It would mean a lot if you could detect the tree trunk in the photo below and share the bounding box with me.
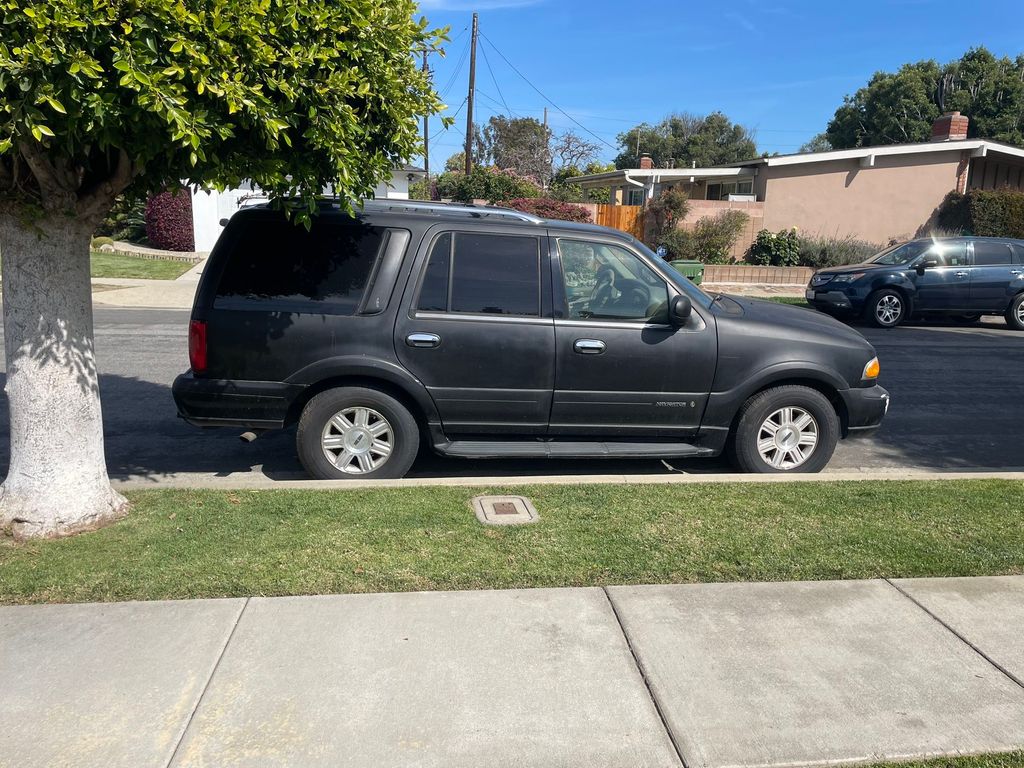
[0,214,127,539]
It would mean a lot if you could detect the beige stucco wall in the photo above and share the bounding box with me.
[760,151,964,244]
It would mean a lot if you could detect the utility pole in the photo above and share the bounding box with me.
[464,12,478,176]
[543,107,548,130]
[422,50,430,179]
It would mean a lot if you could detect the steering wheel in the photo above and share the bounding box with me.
[590,265,616,310]
[614,279,652,314]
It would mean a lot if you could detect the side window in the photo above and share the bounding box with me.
[216,217,385,313]
[416,232,541,316]
[558,239,669,323]
[973,241,1013,266]
[1013,244,1024,265]
[926,242,968,267]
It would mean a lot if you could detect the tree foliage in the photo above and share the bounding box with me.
[0,0,447,220]
[615,112,757,169]
[434,165,540,203]
[498,197,592,223]
[475,115,551,183]
[826,47,1024,149]
[798,133,833,154]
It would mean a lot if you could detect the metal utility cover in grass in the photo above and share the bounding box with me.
[472,495,538,525]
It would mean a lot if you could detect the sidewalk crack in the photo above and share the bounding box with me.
[164,597,250,767]
[885,578,1024,691]
[602,586,689,768]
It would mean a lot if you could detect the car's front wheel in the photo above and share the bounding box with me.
[865,289,907,328]
[296,386,419,480]
[1005,293,1024,331]
[730,385,840,473]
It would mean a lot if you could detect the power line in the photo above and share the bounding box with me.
[477,31,616,151]
[438,35,471,100]
[478,39,515,118]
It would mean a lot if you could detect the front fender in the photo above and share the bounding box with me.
[701,360,849,429]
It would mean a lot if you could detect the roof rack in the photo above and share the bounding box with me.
[359,198,545,225]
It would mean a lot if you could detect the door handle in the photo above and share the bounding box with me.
[406,332,441,349]
[955,271,969,278]
[573,339,606,355]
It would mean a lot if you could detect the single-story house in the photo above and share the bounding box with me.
[190,165,426,252]
[572,112,1024,248]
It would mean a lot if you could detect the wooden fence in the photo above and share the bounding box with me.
[595,204,645,239]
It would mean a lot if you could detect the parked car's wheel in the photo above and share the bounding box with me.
[950,313,982,324]
[296,387,419,480]
[865,289,907,328]
[1005,293,1024,331]
[730,385,840,474]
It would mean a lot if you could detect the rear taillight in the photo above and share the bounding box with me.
[189,319,208,374]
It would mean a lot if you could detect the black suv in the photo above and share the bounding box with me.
[806,237,1024,329]
[173,201,889,479]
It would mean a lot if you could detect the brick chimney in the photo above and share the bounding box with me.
[639,153,653,169]
[931,111,969,142]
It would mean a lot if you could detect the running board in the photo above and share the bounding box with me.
[435,440,714,459]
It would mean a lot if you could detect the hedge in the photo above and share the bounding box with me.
[498,197,592,223]
[936,189,1024,239]
[144,190,195,251]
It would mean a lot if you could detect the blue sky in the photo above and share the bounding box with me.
[415,0,1024,166]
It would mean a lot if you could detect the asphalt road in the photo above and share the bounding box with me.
[0,306,1022,483]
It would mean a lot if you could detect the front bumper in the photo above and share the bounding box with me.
[172,371,303,429]
[839,384,889,438]
[806,288,860,314]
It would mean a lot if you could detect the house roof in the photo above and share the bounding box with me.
[571,139,1024,188]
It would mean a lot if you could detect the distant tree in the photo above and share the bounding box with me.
[434,166,540,203]
[798,134,833,153]
[0,0,444,538]
[825,47,1024,149]
[615,112,757,168]
[444,151,467,172]
[476,116,551,183]
[550,131,600,172]
[549,162,614,203]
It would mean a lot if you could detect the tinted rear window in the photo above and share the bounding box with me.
[216,216,384,312]
[973,241,1013,266]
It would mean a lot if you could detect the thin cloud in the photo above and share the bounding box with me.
[419,0,545,10]
[726,12,758,32]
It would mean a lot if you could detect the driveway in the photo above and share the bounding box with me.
[0,308,1021,483]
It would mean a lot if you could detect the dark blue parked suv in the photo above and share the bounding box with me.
[806,237,1024,329]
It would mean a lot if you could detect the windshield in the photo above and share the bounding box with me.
[631,240,715,309]
[867,241,934,266]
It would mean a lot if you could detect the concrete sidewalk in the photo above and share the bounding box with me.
[3,577,1023,768]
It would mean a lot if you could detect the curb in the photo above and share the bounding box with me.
[111,469,1024,492]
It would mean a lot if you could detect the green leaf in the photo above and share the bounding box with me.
[44,96,66,114]
[22,7,35,17]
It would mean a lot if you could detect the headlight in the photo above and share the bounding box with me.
[831,273,865,283]
[862,357,880,380]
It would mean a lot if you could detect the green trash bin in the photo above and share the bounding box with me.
[669,259,704,285]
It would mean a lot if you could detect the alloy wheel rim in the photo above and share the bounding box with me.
[1017,301,1024,324]
[321,407,394,474]
[875,295,902,325]
[757,406,819,470]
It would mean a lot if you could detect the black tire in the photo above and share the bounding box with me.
[731,385,840,474]
[950,313,981,324]
[296,387,419,480]
[865,288,907,328]
[1005,294,1024,331]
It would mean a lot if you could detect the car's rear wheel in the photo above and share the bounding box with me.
[1005,294,1024,331]
[296,387,419,480]
[730,386,839,474]
[865,289,907,328]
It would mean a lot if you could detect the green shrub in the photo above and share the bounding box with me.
[498,197,592,223]
[90,236,114,249]
[647,188,691,245]
[408,178,433,201]
[747,228,800,266]
[434,166,541,203]
[935,188,1024,238]
[94,194,147,244]
[796,234,881,268]
[659,229,695,260]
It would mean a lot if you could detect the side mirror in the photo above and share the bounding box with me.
[669,294,692,326]
[916,256,939,275]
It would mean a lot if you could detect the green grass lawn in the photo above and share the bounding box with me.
[2,480,1023,604]
[872,755,1024,768]
[90,251,194,280]
[768,296,812,308]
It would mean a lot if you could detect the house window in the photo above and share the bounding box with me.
[706,180,754,200]
[625,188,646,206]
